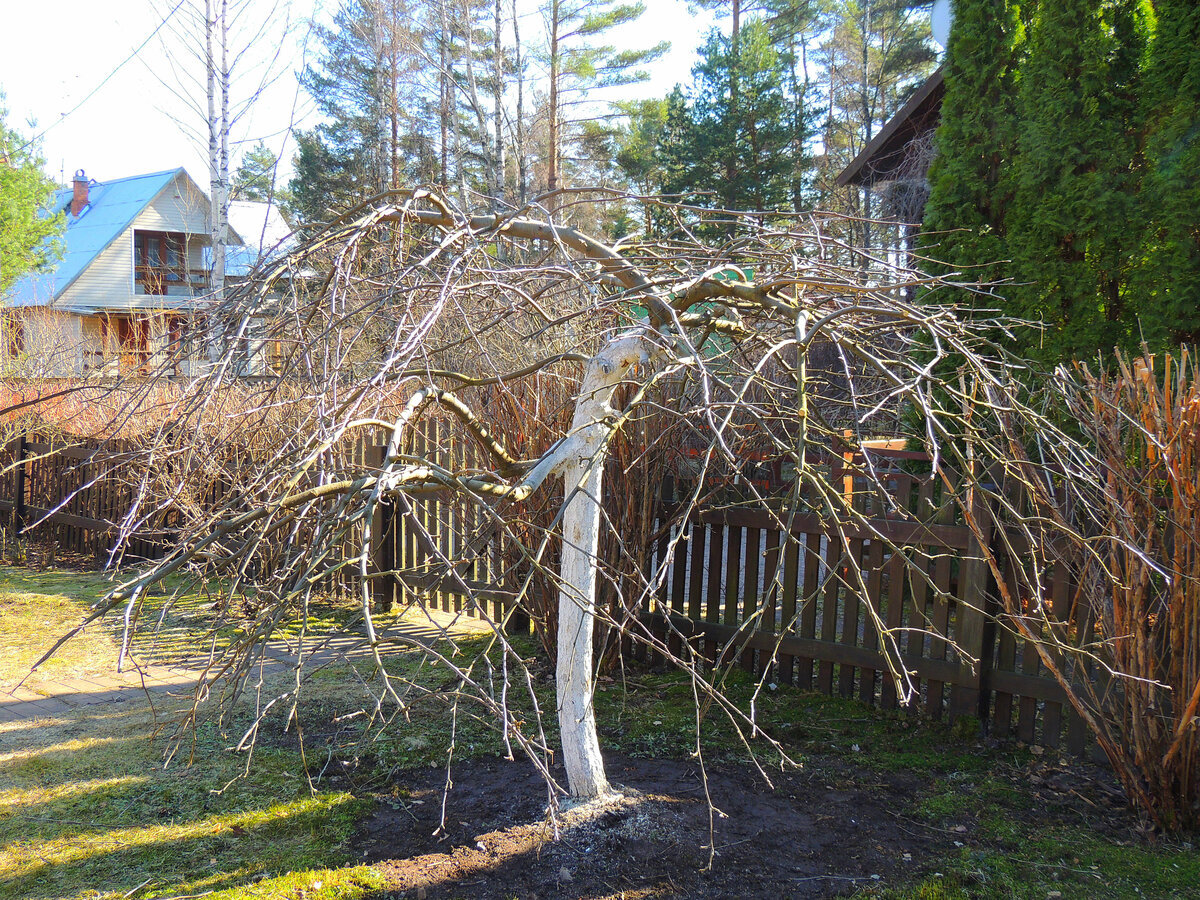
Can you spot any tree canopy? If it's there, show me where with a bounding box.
[231,142,290,206]
[664,22,797,216]
[0,100,63,298]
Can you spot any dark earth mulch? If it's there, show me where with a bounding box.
[345,751,1128,900]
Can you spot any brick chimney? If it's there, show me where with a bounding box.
[71,169,89,216]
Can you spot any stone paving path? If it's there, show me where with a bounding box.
[0,606,494,726]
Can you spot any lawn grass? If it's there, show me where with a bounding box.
[0,567,404,900]
[0,565,374,692]
[0,568,125,686]
[0,689,384,899]
[2,567,1197,899]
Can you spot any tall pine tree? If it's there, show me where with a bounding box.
[291,0,437,224]
[660,21,797,224]
[541,0,668,197]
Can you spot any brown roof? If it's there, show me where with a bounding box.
[836,67,945,188]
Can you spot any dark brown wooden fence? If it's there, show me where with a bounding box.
[637,458,1094,754]
[362,418,524,625]
[0,435,170,560]
[0,434,250,562]
[0,431,1095,754]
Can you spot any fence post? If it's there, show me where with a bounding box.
[13,434,27,530]
[950,468,995,723]
[366,439,394,614]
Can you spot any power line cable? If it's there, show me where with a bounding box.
[15,0,188,155]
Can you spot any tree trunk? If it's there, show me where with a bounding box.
[439,3,450,189]
[493,0,505,208]
[512,0,527,205]
[390,0,400,191]
[554,333,653,799]
[205,0,228,364]
[548,0,560,197]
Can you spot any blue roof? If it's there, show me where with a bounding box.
[223,200,294,277]
[7,168,193,307]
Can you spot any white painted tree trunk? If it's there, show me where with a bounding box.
[555,334,654,800]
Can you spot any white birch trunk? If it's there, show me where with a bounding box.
[554,333,654,799]
[204,0,229,365]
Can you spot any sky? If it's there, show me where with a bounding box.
[0,0,719,189]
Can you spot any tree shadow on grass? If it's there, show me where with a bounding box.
[0,712,368,900]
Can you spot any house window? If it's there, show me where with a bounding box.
[134,230,187,295]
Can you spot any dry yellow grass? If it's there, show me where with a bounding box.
[0,568,123,690]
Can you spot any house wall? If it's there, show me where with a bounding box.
[137,178,210,234]
[58,234,133,311]
[10,174,217,378]
[56,174,211,314]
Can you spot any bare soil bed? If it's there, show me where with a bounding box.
[348,751,1119,900]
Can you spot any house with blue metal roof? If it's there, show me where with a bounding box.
[3,167,244,376]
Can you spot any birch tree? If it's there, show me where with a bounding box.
[148,0,298,343]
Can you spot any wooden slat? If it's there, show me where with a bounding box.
[797,531,821,690]
[838,536,864,698]
[686,520,704,623]
[669,520,689,658]
[880,543,907,709]
[988,669,1070,704]
[1040,561,1071,748]
[741,525,761,671]
[695,506,971,551]
[721,524,743,666]
[950,481,993,721]
[859,538,885,705]
[818,533,841,694]
[1067,582,1095,755]
[925,500,955,719]
[778,531,801,685]
[642,611,977,687]
[21,505,112,533]
[704,523,724,663]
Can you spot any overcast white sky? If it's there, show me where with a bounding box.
[0,0,718,188]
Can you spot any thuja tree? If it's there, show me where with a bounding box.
[1133,0,1200,346]
[32,194,1190,825]
[921,0,1022,289]
[1005,0,1152,362]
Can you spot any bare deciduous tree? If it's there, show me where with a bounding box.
[28,195,1187,825]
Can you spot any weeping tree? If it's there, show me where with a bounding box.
[27,193,1196,825]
